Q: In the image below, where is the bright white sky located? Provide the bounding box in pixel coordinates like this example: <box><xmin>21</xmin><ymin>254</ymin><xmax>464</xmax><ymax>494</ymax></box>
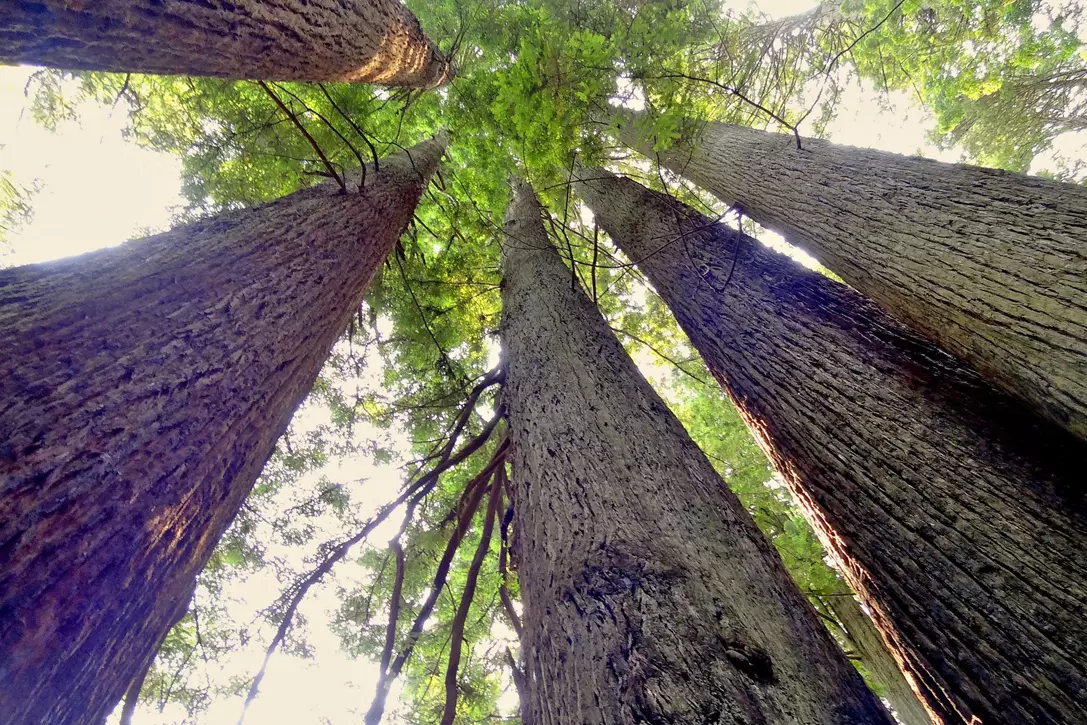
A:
<box><xmin>0</xmin><ymin>67</ymin><xmax>184</xmax><ymax>266</ymax></box>
<box><xmin>1</xmin><ymin>0</ymin><xmax>1083</xmax><ymax>721</ymax></box>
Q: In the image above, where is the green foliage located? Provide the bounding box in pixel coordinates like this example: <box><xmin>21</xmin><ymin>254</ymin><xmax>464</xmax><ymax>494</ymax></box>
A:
<box><xmin>845</xmin><ymin>0</ymin><xmax>1087</xmax><ymax>173</ymax></box>
<box><xmin>0</xmin><ymin>169</ymin><xmax>37</xmax><ymax>254</ymax></box>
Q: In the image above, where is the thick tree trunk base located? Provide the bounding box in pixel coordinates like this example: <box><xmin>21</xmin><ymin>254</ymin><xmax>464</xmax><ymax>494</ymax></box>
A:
<box><xmin>502</xmin><ymin>180</ymin><xmax>892</xmax><ymax>725</ymax></box>
<box><xmin>577</xmin><ymin>167</ymin><xmax>1087</xmax><ymax>725</ymax></box>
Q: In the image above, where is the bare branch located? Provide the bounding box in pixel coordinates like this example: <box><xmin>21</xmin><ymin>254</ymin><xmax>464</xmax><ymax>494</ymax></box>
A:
<box><xmin>440</xmin><ymin>472</ymin><xmax>503</xmax><ymax>725</ymax></box>
<box><xmin>256</xmin><ymin>81</ymin><xmax>345</xmax><ymax>192</ymax></box>
<box><xmin>364</xmin><ymin>442</ymin><xmax>508</xmax><ymax>725</ymax></box>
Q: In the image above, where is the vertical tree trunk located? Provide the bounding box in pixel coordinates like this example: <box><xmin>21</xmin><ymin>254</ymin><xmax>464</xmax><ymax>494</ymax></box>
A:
<box><xmin>819</xmin><ymin>594</ymin><xmax>934</xmax><ymax>725</ymax></box>
<box><xmin>611</xmin><ymin>109</ymin><xmax>1087</xmax><ymax>441</ymax></box>
<box><xmin>0</xmin><ymin>0</ymin><xmax>452</xmax><ymax>87</ymax></box>
<box><xmin>0</xmin><ymin>135</ymin><xmax>444</xmax><ymax>725</ymax></box>
<box><xmin>500</xmin><ymin>179</ymin><xmax>893</xmax><ymax>725</ymax></box>
<box><xmin>575</xmin><ymin>168</ymin><xmax>1087</xmax><ymax>725</ymax></box>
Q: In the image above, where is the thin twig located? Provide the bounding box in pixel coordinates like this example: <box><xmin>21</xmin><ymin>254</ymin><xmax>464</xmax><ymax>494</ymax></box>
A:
<box><xmin>271</xmin><ymin>82</ymin><xmax>367</xmax><ymax>191</ymax></box>
<box><xmin>795</xmin><ymin>0</ymin><xmax>907</xmax><ymax>130</ymax></box>
<box><xmin>317</xmin><ymin>83</ymin><xmax>381</xmax><ymax>171</ymax></box>
<box><xmin>610</xmin><ymin>326</ymin><xmax>712</xmax><ymax>386</ymax></box>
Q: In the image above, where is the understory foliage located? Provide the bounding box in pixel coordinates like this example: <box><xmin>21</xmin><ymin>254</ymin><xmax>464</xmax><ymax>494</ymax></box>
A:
<box><xmin>17</xmin><ymin>0</ymin><xmax>1084</xmax><ymax>721</ymax></box>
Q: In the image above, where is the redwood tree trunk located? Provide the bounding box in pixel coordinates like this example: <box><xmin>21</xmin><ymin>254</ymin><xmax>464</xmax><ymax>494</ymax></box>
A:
<box><xmin>0</xmin><ymin>0</ymin><xmax>452</xmax><ymax>87</ymax></box>
<box><xmin>819</xmin><ymin>594</ymin><xmax>934</xmax><ymax>725</ymax></box>
<box><xmin>500</xmin><ymin>180</ymin><xmax>893</xmax><ymax>725</ymax></box>
<box><xmin>612</xmin><ymin>109</ymin><xmax>1087</xmax><ymax>441</ymax></box>
<box><xmin>0</xmin><ymin>135</ymin><xmax>444</xmax><ymax>725</ymax></box>
<box><xmin>576</xmin><ymin>167</ymin><xmax>1087</xmax><ymax>725</ymax></box>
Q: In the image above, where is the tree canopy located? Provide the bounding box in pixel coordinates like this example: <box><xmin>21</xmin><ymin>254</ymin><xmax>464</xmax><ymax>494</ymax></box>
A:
<box><xmin>6</xmin><ymin>0</ymin><xmax>1085</xmax><ymax>721</ymax></box>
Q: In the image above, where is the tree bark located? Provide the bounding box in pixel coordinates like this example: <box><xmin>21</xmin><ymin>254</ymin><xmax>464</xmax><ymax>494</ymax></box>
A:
<box><xmin>611</xmin><ymin>108</ymin><xmax>1087</xmax><ymax>441</ymax></box>
<box><xmin>500</xmin><ymin>179</ymin><xmax>893</xmax><ymax>725</ymax></box>
<box><xmin>819</xmin><ymin>594</ymin><xmax>934</xmax><ymax>725</ymax></box>
<box><xmin>0</xmin><ymin>0</ymin><xmax>452</xmax><ymax>87</ymax></box>
<box><xmin>575</xmin><ymin>167</ymin><xmax>1087</xmax><ymax>725</ymax></box>
<box><xmin>0</xmin><ymin>135</ymin><xmax>444</xmax><ymax>725</ymax></box>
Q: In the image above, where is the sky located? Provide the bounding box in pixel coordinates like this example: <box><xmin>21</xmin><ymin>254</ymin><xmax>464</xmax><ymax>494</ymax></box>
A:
<box><xmin>1</xmin><ymin>0</ymin><xmax>1082</xmax><ymax>721</ymax></box>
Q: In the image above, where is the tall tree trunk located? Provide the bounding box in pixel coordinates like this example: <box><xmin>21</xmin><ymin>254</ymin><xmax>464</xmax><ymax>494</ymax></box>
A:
<box><xmin>610</xmin><ymin>109</ymin><xmax>1087</xmax><ymax>441</ymax></box>
<box><xmin>0</xmin><ymin>0</ymin><xmax>452</xmax><ymax>87</ymax></box>
<box><xmin>0</xmin><ymin>135</ymin><xmax>445</xmax><ymax>725</ymax></box>
<box><xmin>817</xmin><ymin>594</ymin><xmax>933</xmax><ymax>725</ymax></box>
<box><xmin>500</xmin><ymin>179</ymin><xmax>893</xmax><ymax>725</ymax></box>
<box><xmin>575</xmin><ymin>168</ymin><xmax>1087</xmax><ymax>725</ymax></box>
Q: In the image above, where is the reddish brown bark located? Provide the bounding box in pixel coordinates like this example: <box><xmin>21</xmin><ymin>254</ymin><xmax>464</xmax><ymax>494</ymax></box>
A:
<box><xmin>501</xmin><ymin>179</ymin><xmax>893</xmax><ymax>724</ymax></box>
<box><xmin>576</xmin><ymin>167</ymin><xmax>1087</xmax><ymax>725</ymax></box>
<box><xmin>0</xmin><ymin>135</ymin><xmax>444</xmax><ymax>724</ymax></box>
<box><xmin>0</xmin><ymin>0</ymin><xmax>452</xmax><ymax>87</ymax></box>
<box><xmin>612</xmin><ymin>109</ymin><xmax>1087</xmax><ymax>441</ymax></box>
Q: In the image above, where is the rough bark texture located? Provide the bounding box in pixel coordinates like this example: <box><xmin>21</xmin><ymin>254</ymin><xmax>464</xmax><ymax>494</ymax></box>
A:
<box><xmin>821</xmin><ymin>595</ymin><xmax>934</xmax><ymax>725</ymax></box>
<box><xmin>576</xmin><ymin>168</ymin><xmax>1087</xmax><ymax>725</ymax></box>
<box><xmin>500</xmin><ymin>180</ymin><xmax>892</xmax><ymax>725</ymax></box>
<box><xmin>0</xmin><ymin>0</ymin><xmax>452</xmax><ymax>87</ymax></box>
<box><xmin>0</xmin><ymin>136</ymin><xmax>444</xmax><ymax>725</ymax></box>
<box><xmin>612</xmin><ymin>109</ymin><xmax>1087</xmax><ymax>441</ymax></box>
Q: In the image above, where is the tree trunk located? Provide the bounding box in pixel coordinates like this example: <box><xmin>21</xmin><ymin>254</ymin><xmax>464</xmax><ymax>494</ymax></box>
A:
<box><xmin>611</xmin><ymin>109</ymin><xmax>1087</xmax><ymax>441</ymax></box>
<box><xmin>0</xmin><ymin>135</ymin><xmax>444</xmax><ymax>725</ymax></box>
<box><xmin>819</xmin><ymin>594</ymin><xmax>933</xmax><ymax>725</ymax></box>
<box><xmin>0</xmin><ymin>0</ymin><xmax>452</xmax><ymax>87</ymax></box>
<box><xmin>575</xmin><ymin>168</ymin><xmax>1087</xmax><ymax>725</ymax></box>
<box><xmin>500</xmin><ymin>179</ymin><xmax>893</xmax><ymax>725</ymax></box>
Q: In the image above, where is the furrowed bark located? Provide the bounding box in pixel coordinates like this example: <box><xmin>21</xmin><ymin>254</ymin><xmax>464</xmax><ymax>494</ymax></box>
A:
<box><xmin>0</xmin><ymin>0</ymin><xmax>452</xmax><ymax>87</ymax></box>
<box><xmin>821</xmin><ymin>595</ymin><xmax>933</xmax><ymax>725</ymax></box>
<box><xmin>576</xmin><ymin>167</ymin><xmax>1087</xmax><ymax>725</ymax></box>
<box><xmin>500</xmin><ymin>179</ymin><xmax>892</xmax><ymax>725</ymax></box>
<box><xmin>611</xmin><ymin>108</ymin><xmax>1087</xmax><ymax>441</ymax></box>
<box><xmin>0</xmin><ymin>135</ymin><xmax>445</xmax><ymax>725</ymax></box>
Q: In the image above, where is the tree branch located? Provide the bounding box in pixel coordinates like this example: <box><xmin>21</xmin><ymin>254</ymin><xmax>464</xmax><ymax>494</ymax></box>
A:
<box><xmin>256</xmin><ymin>81</ymin><xmax>345</xmax><ymax>193</ymax></box>
<box><xmin>364</xmin><ymin>444</ymin><xmax>506</xmax><ymax>725</ymax></box>
<box><xmin>440</xmin><ymin>472</ymin><xmax>503</xmax><ymax>725</ymax></box>
<box><xmin>238</xmin><ymin>409</ymin><xmax>504</xmax><ymax>723</ymax></box>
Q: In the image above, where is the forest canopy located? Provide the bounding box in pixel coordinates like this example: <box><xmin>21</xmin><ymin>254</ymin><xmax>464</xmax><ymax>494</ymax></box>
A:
<box><xmin>2</xmin><ymin>0</ymin><xmax>1085</xmax><ymax>722</ymax></box>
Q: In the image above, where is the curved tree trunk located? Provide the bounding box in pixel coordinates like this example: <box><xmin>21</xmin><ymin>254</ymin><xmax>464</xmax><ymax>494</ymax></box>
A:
<box><xmin>575</xmin><ymin>168</ymin><xmax>1087</xmax><ymax>725</ymax></box>
<box><xmin>611</xmin><ymin>109</ymin><xmax>1087</xmax><ymax>441</ymax></box>
<box><xmin>500</xmin><ymin>179</ymin><xmax>893</xmax><ymax>725</ymax></box>
<box><xmin>817</xmin><ymin>594</ymin><xmax>933</xmax><ymax>725</ymax></box>
<box><xmin>0</xmin><ymin>135</ymin><xmax>444</xmax><ymax>725</ymax></box>
<box><xmin>0</xmin><ymin>0</ymin><xmax>452</xmax><ymax>87</ymax></box>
